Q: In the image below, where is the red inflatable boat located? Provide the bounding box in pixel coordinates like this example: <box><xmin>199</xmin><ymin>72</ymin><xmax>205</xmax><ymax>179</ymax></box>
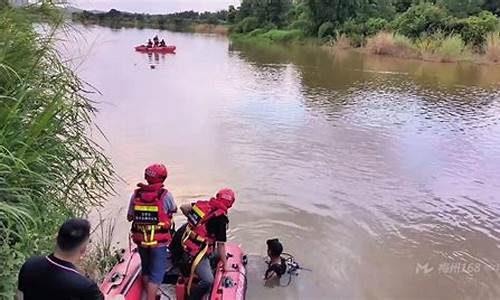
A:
<box><xmin>101</xmin><ymin>244</ymin><xmax>247</xmax><ymax>300</ymax></box>
<box><xmin>135</xmin><ymin>45</ymin><xmax>176</xmax><ymax>54</ymax></box>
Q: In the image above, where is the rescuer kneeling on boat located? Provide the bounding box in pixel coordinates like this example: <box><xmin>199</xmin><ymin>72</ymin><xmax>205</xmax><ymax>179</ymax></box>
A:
<box><xmin>178</xmin><ymin>188</ymin><xmax>236</xmax><ymax>300</ymax></box>
<box><xmin>17</xmin><ymin>218</ymin><xmax>104</xmax><ymax>300</ymax></box>
<box><xmin>127</xmin><ymin>164</ymin><xmax>177</xmax><ymax>300</ymax></box>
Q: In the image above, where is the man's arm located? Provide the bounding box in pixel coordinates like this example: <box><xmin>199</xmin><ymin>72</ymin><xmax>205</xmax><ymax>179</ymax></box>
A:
<box><xmin>180</xmin><ymin>203</ymin><xmax>192</xmax><ymax>216</ymax></box>
<box><xmin>163</xmin><ymin>192</ymin><xmax>177</xmax><ymax>214</ymax></box>
<box><xmin>16</xmin><ymin>290</ymin><xmax>23</xmax><ymax>300</ymax></box>
<box><xmin>216</xmin><ymin>242</ymin><xmax>227</xmax><ymax>271</ymax></box>
<box><xmin>126</xmin><ymin>193</ymin><xmax>135</xmax><ymax>222</ymax></box>
<box><xmin>213</xmin><ymin>216</ymin><xmax>229</xmax><ymax>270</ymax></box>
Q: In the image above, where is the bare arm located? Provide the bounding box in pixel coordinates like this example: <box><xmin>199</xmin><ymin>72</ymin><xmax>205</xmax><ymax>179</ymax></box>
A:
<box><xmin>180</xmin><ymin>203</ymin><xmax>192</xmax><ymax>216</ymax></box>
<box><xmin>126</xmin><ymin>193</ymin><xmax>135</xmax><ymax>222</ymax></box>
<box><xmin>217</xmin><ymin>242</ymin><xmax>227</xmax><ymax>270</ymax></box>
<box><xmin>16</xmin><ymin>290</ymin><xmax>23</xmax><ymax>300</ymax></box>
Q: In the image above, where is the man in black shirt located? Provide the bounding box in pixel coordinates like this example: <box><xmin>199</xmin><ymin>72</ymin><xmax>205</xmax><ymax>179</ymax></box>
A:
<box><xmin>17</xmin><ymin>218</ymin><xmax>104</xmax><ymax>300</ymax></box>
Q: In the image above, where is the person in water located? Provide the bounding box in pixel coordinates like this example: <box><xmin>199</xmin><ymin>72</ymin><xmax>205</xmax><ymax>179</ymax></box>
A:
<box><xmin>175</xmin><ymin>188</ymin><xmax>236</xmax><ymax>300</ymax></box>
<box><xmin>127</xmin><ymin>164</ymin><xmax>177</xmax><ymax>300</ymax></box>
<box><xmin>264</xmin><ymin>238</ymin><xmax>287</xmax><ymax>281</ymax></box>
<box><xmin>17</xmin><ymin>218</ymin><xmax>104</xmax><ymax>300</ymax></box>
<box><xmin>153</xmin><ymin>35</ymin><xmax>159</xmax><ymax>47</ymax></box>
<box><xmin>146</xmin><ymin>39</ymin><xmax>153</xmax><ymax>48</ymax></box>
<box><xmin>159</xmin><ymin>39</ymin><xmax>166</xmax><ymax>47</ymax></box>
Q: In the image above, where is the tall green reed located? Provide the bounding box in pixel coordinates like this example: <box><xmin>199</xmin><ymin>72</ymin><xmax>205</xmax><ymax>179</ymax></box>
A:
<box><xmin>0</xmin><ymin>3</ymin><xmax>115</xmax><ymax>297</ymax></box>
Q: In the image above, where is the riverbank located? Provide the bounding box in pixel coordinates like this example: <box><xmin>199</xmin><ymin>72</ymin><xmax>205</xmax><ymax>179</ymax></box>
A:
<box><xmin>229</xmin><ymin>1</ymin><xmax>500</xmax><ymax>65</ymax></box>
<box><xmin>0</xmin><ymin>4</ymin><xmax>115</xmax><ymax>298</ymax></box>
<box><xmin>72</xmin><ymin>9</ymin><xmax>230</xmax><ymax>34</ymax></box>
<box><xmin>231</xmin><ymin>29</ymin><xmax>500</xmax><ymax>65</ymax></box>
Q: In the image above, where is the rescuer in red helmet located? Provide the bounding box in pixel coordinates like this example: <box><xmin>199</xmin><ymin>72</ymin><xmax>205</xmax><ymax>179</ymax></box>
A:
<box><xmin>127</xmin><ymin>164</ymin><xmax>177</xmax><ymax>300</ymax></box>
<box><xmin>173</xmin><ymin>188</ymin><xmax>236</xmax><ymax>300</ymax></box>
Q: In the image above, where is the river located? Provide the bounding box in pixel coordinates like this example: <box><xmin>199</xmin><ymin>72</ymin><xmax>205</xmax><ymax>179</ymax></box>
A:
<box><xmin>66</xmin><ymin>25</ymin><xmax>500</xmax><ymax>300</ymax></box>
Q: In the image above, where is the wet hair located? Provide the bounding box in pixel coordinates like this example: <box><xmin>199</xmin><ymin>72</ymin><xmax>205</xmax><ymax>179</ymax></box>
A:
<box><xmin>56</xmin><ymin>218</ymin><xmax>91</xmax><ymax>252</ymax></box>
<box><xmin>266</xmin><ymin>238</ymin><xmax>283</xmax><ymax>257</ymax></box>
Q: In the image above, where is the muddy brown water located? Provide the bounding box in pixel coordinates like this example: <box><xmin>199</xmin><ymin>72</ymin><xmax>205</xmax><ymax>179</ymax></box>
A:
<box><xmin>65</xmin><ymin>25</ymin><xmax>500</xmax><ymax>300</ymax></box>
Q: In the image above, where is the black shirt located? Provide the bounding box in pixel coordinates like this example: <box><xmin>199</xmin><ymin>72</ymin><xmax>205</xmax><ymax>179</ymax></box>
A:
<box><xmin>206</xmin><ymin>214</ymin><xmax>228</xmax><ymax>242</ymax></box>
<box><xmin>18</xmin><ymin>254</ymin><xmax>104</xmax><ymax>300</ymax></box>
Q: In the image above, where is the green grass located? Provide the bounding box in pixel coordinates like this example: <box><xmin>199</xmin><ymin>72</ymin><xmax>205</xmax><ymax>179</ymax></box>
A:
<box><xmin>232</xmin><ymin>29</ymin><xmax>305</xmax><ymax>44</ymax></box>
<box><xmin>261</xmin><ymin>29</ymin><xmax>304</xmax><ymax>42</ymax></box>
<box><xmin>0</xmin><ymin>5</ymin><xmax>115</xmax><ymax>298</ymax></box>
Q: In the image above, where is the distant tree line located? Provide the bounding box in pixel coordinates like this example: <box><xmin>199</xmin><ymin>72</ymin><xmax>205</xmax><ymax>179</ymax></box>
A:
<box><xmin>72</xmin><ymin>8</ymin><xmax>229</xmax><ymax>30</ymax></box>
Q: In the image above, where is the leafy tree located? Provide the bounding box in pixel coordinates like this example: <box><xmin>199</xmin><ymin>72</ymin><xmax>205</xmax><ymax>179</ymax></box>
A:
<box><xmin>392</xmin><ymin>2</ymin><xmax>450</xmax><ymax>38</ymax></box>
<box><xmin>358</xmin><ymin>0</ymin><xmax>396</xmax><ymax>20</ymax></box>
<box><xmin>438</xmin><ymin>0</ymin><xmax>484</xmax><ymax>17</ymax></box>
<box><xmin>482</xmin><ymin>0</ymin><xmax>500</xmax><ymax>15</ymax></box>
<box><xmin>304</xmin><ymin>0</ymin><xmax>365</xmax><ymax>31</ymax></box>
<box><xmin>238</xmin><ymin>0</ymin><xmax>292</xmax><ymax>27</ymax></box>
<box><xmin>393</xmin><ymin>0</ymin><xmax>416</xmax><ymax>13</ymax></box>
<box><xmin>318</xmin><ymin>21</ymin><xmax>335</xmax><ymax>38</ymax></box>
<box><xmin>452</xmin><ymin>10</ymin><xmax>498</xmax><ymax>47</ymax></box>
<box><xmin>228</xmin><ymin>5</ymin><xmax>238</xmax><ymax>23</ymax></box>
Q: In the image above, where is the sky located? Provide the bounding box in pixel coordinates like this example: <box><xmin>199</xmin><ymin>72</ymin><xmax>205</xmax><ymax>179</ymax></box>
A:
<box><xmin>70</xmin><ymin>0</ymin><xmax>239</xmax><ymax>13</ymax></box>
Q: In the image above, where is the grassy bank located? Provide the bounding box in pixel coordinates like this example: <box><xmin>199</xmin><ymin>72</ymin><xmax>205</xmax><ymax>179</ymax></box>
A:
<box><xmin>0</xmin><ymin>4</ymin><xmax>115</xmax><ymax>298</ymax></box>
<box><xmin>327</xmin><ymin>30</ymin><xmax>500</xmax><ymax>64</ymax></box>
<box><xmin>72</xmin><ymin>9</ymin><xmax>230</xmax><ymax>34</ymax></box>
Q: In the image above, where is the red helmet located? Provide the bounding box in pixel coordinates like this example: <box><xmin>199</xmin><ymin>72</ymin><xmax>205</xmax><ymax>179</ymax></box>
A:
<box><xmin>144</xmin><ymin>164</ymin><xmax>168</xmax><ymax>184</ymax></box>
<box><xmin>216</xmin><ymin>188</ymin><xmax>236</xmax><ymax>208</ymax></box>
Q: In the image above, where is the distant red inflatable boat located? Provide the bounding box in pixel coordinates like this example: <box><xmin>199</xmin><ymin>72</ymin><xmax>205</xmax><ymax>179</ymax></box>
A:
<box><xmin>101</xmin><ymin>243</ymin><xmax>247</xmax><ymax>300</ymax></box>
<box><xmin>135</xmin><ymin>45</ymin><xmax>176</xmax><ymax>54</ymax></box>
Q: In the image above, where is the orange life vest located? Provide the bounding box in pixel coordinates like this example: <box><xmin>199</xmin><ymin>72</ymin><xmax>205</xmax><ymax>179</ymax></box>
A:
<box><xmin>131</xmin><ymin>183</ymin><xmax>173</xmax><ymax>247</ymax></box>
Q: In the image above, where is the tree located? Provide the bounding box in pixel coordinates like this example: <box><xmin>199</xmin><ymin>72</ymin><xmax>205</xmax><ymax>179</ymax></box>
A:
<box><xmin>482</xmin><ymin>0</ymin><xmax>500</xmax><ymax>15</ymax></box>
<box><xmin>228</xmin><ymin>5</ymin><xmax>238</xmax><ymax>23</ymax></box>
<box><xmin>0</xmin><ymin>0</ymin><xmax>9</xmax><ymax>9</ymax></box>
<box><xmin>392</xmin><ymin>2</ymin><xmax>449</xmax><ymax>38</ymax></box>
<box><xmin>438</xmin><ymin>0</ymin><xmax>484</xmax><ymax>17</ymax></box>
<box><xmin>238</xmin><ymin>0</ymin><xmax>292</xmax><ymax>27</ymax></box>
<box><xmin>304</xmin><ymin>0</ymin><xmax>365</xmax><ymax>29</ymax></box>
<box><xmin>393</xmin><ymin>0</ymin><xmax>416</xmax><ymax>13</ymax></box>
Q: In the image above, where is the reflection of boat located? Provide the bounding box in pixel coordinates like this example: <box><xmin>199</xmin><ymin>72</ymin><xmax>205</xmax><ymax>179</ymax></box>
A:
<box><xmin>135</xmin><ymin>45</ymin><xmax>176</xmax><ymax>54</ymax></box>
<box><xmin>101</xmin><ymin>243</ymin><xmax>247</xmax><ymax>300</ymax></box>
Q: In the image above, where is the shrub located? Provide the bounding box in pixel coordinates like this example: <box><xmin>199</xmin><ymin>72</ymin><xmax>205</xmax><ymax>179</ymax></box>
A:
<box><xmin>248</xmin><ymin>28</ymin><xmax>268</xmax><ymax>37</ymax></box>
<box><xmin>365</xmin><ymin>31</ymin><xmax>414</xmax><ymax>56</ymax></box>
<box><xmin>365</xmin><ymin>18</ymin><xmax>389</xmax><ymax>36</ymax></box>
<box><xmin>394</xmin><ymin>33</ymin><xmax>414</xmax><ymax>49</ymax></box>
<box><xmin>288</xmin><ymin>19</ymin><xmax>315</xmax><ymax>34</ymax></box>
<box><xmin>485</xmin><ymin>32</ymin><xmax>500</xmax><ymax>62</ymax></box>
<box><xmin>262</xmin><ymin>29</ymin><xmax>303</xmax><ymax>42</ymax></box>
<box><xmin>392</xmin><ymin>2</ymin><xmax>449</xmax><ymax>38</ymax></box>
<box><xmin>349</xmin><ymin>33</ymin><xmax>365</xmax><ymax>47</ymax></box>
<box><xmin>339</xmin><ymin>20</ymin><xmax>365</xmax><ymax>46</ymax></box>
<box><xmin>437</xmin><ymin>34</ymin><xmax>466</xmax><ymax>62</ymax></box>
<box><xmin>414</xmin><ymin>36</ymin><xmax>442</xmax><ymax>58</ymax></box>
<box><xmin>332</xmin><ymin>33</ymin><xmax>352</xmax><ymax>50</ymax></box>
<box><xmin>234</xmin><ymin>16</ymin><xmax>260</xmax><ymax>33</ymax></box>
<box><xmin>318</xmin><ymin>21</ymin><xmax>335</xmax><ymax>39</ymax></box>
<box><xmin>453</xmin><ymin>11</ymin><xmax>498</xmax><ymax>48</ymax></box>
